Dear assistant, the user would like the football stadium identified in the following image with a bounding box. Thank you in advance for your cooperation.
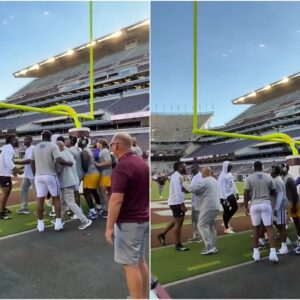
[0,16,149,298]
[151,73,300,298]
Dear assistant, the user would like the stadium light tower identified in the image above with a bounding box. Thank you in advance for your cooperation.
[192,0,299,155]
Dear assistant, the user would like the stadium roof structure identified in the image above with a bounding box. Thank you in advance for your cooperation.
[232,71,300,105]
[151,112,213,142]
[13,19,149,79]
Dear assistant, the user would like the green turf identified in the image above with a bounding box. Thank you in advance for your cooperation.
[151,181,244,202]
[151,212,246,230]
[0,197,90,237]
[151,181,191,202]
[235,181,245,194]
[151,228,297,284]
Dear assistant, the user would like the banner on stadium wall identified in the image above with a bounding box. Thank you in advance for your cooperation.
[111,111,149,121]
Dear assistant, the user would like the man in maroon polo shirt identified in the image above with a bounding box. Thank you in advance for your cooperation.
[106,132,149,299]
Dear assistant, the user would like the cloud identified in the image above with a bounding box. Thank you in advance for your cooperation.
[43,11,50,16]
[297,30,300,33]
[259,43,266,48]
[221,48,233,58]
[2,15,15,25]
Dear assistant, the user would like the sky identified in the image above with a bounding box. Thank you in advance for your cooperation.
[151,1,300,127]
[0,1,149,100]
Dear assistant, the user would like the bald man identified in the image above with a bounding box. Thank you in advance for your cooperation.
[182,167,220,254]
[106,132,149,299]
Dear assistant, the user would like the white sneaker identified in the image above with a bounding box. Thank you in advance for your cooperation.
[201,247,218,255]
[269,251,279,263]
[78,219,92,230]
[211,247,218,254]
[51,220,65,226]
[224,228,235,234]
[221,222,233,230]
[252,249,260,261]
[277,247,289,255]
[54,222,63,231]
[37,222,45,232]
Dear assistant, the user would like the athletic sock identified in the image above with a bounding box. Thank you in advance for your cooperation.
[38,219,44,225]
[270,248,276,253]
[253,247,259,252]
[281,242,287,247]
[55,218,62,224]
[259,238,265,245]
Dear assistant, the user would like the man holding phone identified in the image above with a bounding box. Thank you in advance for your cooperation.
[157,161,189,251]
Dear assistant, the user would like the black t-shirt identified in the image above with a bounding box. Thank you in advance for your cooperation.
[157,176,167,186]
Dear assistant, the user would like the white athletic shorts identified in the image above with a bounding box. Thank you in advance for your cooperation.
[35,175,60,198]
[250,202,272,226]
[274,210,288,225]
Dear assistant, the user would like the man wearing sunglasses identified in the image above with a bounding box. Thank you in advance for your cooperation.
[105,132,149,299]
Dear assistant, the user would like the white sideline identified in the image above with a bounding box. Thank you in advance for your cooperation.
[163,257,268,288]
[0,220,72,241]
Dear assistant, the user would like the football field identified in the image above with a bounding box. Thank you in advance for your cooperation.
[0,180,135,298]
[151,180,300,298]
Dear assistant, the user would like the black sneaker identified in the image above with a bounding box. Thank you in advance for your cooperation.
[175,245,189,252]
[66,210,73,217]
[95,207,103,215]
[4,208,12,214]
[101,210,108,219]
[157,233,166,246]
[16,208,30,215]
[0,213,12,220]
[258,242,266,250]
[49,211,56,217]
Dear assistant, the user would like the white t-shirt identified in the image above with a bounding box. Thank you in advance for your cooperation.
[0,144,15,177]
[24,145,35,179]
[168,171,184,205]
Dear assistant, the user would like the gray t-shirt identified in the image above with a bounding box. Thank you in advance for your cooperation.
[98,148,113,176]
[272,176,288,210]
[68,146,84,180]
[31,142,61,176]
[83,149,98,175]
[183,176,220,212]
[244,172,275,205]
[58,150,79,189]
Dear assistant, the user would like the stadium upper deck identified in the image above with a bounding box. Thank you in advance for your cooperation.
[151,113,212,159]
[0,19,149,148]
[182,72,300,166]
